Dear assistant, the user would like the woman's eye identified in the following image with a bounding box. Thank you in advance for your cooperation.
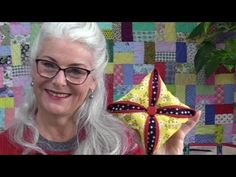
[42,61,57,68]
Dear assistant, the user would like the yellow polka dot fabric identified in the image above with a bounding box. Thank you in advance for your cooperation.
[108,67,196,154]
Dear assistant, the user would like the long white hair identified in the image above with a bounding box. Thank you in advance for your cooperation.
[11,23,135,154]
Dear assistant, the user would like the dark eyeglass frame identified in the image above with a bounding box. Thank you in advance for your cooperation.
[35,59,94,85]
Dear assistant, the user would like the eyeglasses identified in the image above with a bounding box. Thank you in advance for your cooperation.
[35,59,94,85]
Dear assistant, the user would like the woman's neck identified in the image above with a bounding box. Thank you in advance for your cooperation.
[35,110,77,142]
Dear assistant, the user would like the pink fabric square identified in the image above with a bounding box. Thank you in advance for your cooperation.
[196,95,215,105]
[114,64,124,86]
[214,85,224,104]
[10,22,31,35]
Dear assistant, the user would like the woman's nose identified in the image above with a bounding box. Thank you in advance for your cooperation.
[51,70,67,86]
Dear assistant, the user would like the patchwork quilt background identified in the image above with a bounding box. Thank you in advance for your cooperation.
[0,22,236,154]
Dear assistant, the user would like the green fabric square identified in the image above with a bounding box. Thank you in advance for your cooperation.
[196,85,215,95]
[176,22,197,33]
[106,39,113,62]
[98,22,112,30]
[133,22,156,31]
[166,84,176,95]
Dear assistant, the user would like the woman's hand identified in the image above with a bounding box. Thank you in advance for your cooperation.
[158,111,201,155]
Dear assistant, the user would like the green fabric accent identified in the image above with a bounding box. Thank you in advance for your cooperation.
[176,22,197,33]
[0,24,10,45]
[166,84,176,95]
[106,39,114,62]
[215,125,224,144]
[196,85,215,95]
[133,22,156,31]
[98,22,112,30]
[196,125,215,134]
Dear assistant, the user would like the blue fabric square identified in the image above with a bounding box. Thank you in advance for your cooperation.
[186,85,196,109]
[176,42,187,63]
[205,104,215,125]
[224,84,234,104]
[195,134,215,143]
[123,64,133,85]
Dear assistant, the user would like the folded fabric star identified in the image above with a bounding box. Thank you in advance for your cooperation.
[107,66,196,154]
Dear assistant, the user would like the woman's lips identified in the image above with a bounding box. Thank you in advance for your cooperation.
[45,89,71,99]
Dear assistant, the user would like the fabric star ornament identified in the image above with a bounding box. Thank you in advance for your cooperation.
[107,66,196,154]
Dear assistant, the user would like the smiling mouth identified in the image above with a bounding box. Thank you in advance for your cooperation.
[45,89,72,98]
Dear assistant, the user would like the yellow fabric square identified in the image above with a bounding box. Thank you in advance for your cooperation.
[108,67,195,154]
[0,97,14,108]
[105,63,114,74]
[114,52,135,64]
[215,74,236,85]
[11,42,22,66]
[165,23,176,42]
[175,85,186,104]
[103,30,113,40]
[175,73,196,85]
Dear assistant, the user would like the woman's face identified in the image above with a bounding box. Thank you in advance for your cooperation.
[32,37,96,117]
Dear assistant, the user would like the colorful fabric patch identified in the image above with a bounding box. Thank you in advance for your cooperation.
[215,73,236,84]
[186,42,197,63]
[144,42,155,64]
[176,42,187,63]
[176,22,197,33]
[114,42,133,52]
[164,23,176,42]
[205,104,215,125]
[133,31,156,42]
[196,85,215,95]
[196,95,215,105]
[132,22,156,31]
[186,85,196,108]
[0,45,11,56]
[133,64,154,75]
[156,22,165,41]
[12,65,31,77]
[215,124,224,144]
[165,62,176,84]
[0,24,10,45]
[175,73,196,85]
[176,63,195,73]
[103,29,113,39]
[155,42,176,52]
[114,52,135,64]
[215,104,234,114]
[132,42,144,64]
[195,134,215,143]
[9,22,31,35]
[223,124,233,143]
[214,85,224,104]
[224,84,234,104]
[112,22,121,42]
[155,52,176,62]
[215,114,234,124]
[114,64,123,86]
[121,22,133,41]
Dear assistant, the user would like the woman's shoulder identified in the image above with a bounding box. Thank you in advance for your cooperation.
[0,129,23,155]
